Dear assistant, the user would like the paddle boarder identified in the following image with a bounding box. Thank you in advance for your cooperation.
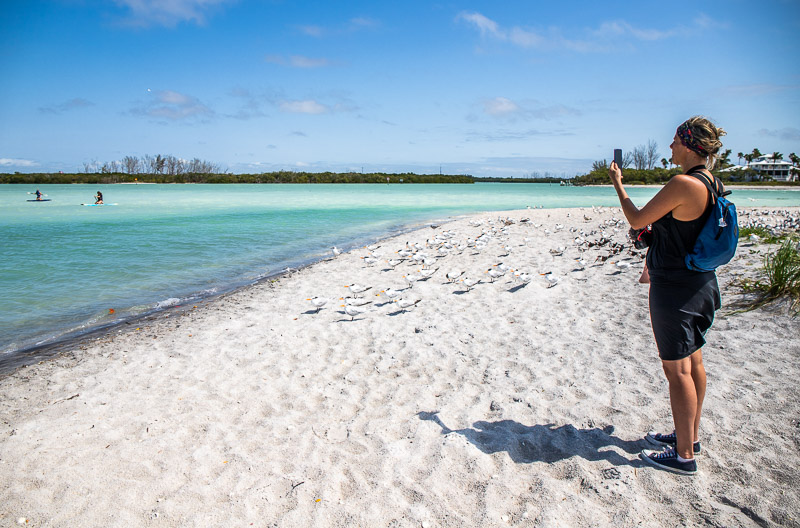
[94,191,104,204]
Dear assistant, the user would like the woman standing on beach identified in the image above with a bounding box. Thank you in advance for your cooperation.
[608,116,727,476]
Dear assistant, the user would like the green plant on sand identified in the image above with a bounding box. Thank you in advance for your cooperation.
[739,226,786,244]
[737,237,800,313]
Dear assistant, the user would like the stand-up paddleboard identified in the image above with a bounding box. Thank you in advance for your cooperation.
[81,203,118,206]
[27,199,52,202]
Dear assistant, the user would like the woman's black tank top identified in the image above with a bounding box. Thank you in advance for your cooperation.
[646,167,713,272]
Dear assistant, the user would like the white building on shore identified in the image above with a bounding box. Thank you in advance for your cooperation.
[719,155,798,182]
[748,154,797,182]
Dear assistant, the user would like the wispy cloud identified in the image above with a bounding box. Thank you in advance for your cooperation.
[280,100,330,114]
[484,97,522,117]
[457,11,696,52]
[38,98,94,115]
[757,127,800,141]
[297,16,380,37]
[298,25,325,37]
[112,0,235,27]
[265,54,333,68]
[0,158,38,167]
[480,97,582,121]
[131,89,214,121]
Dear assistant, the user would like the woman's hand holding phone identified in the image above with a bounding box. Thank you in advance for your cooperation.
[608,149,623,185]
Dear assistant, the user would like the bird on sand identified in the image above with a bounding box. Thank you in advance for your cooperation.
[394,298,421,312]
[345,283,372,297]
[341,296,372,306]
[332,246,342,257]
[341,304,368,320]
[402,273,423,288]
[486,268,505,282]
[419,267,438,279]
[380,288,403,301]
[541,272,559,288]
[446,270,465,283]
[461,277,480,291]
[306,297,328,313]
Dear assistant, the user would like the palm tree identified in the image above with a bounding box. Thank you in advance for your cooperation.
[752,148,762,159]
[790,153,799,167]
[772,151,783,161]
[661,158,668,169]
[737,152,744,165]
[718,149,732,168]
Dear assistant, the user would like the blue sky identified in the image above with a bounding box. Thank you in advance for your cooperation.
[1,0,798,177]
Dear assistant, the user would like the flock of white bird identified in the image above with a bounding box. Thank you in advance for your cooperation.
[305,207,643,321]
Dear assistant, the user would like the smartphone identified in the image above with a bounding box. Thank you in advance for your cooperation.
[613,149,622,167]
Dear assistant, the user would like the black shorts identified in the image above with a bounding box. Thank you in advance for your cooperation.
[648,269,721,361]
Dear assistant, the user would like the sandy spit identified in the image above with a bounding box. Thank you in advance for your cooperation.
[1,207,798,528]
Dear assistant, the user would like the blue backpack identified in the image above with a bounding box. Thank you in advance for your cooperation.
[678,170,739,272]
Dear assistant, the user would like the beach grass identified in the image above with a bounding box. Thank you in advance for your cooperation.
[736,236,800,313]
[739,226,788,244]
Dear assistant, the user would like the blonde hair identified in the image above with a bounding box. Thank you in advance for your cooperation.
[682,116,727,169]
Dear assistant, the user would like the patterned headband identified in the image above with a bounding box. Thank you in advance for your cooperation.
[676,122,708,157]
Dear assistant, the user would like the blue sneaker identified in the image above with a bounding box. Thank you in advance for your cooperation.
[646,431,701,454]
[640,447,697,476]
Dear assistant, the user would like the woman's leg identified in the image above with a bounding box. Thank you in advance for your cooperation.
[689,349,706,443]
[661,354,698,459]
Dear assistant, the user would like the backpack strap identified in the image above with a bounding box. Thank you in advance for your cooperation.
[687,167,721,200]
[666,168,719,259]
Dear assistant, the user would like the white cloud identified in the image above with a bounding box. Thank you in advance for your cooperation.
[0,158,37,167]
[280,100,329,114]
[290,55,330,68]
[484,97,522,117]
[457,12,500,37]
[132,89,214,121]
[458,11,689,52]
[481,97,582,121]
[296,16,380,37]
[265,54,332,68]
[113,0,234,27]
[350,17,379,29]
[298,25,325,37]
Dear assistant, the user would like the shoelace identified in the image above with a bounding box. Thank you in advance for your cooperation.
[658,432,677,443]
[653,447,677,460]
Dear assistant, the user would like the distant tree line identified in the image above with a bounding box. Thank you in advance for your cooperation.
[82,154,222,175]
[0,171,475,185]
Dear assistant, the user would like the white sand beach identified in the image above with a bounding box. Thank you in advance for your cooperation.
[1,207,798,527]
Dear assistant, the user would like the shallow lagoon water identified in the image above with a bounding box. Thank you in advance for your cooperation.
[2,182,798,369]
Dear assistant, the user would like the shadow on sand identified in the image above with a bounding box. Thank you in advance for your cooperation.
[417,411,643,468]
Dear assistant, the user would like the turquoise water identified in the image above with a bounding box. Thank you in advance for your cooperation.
[2,183,798,368]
